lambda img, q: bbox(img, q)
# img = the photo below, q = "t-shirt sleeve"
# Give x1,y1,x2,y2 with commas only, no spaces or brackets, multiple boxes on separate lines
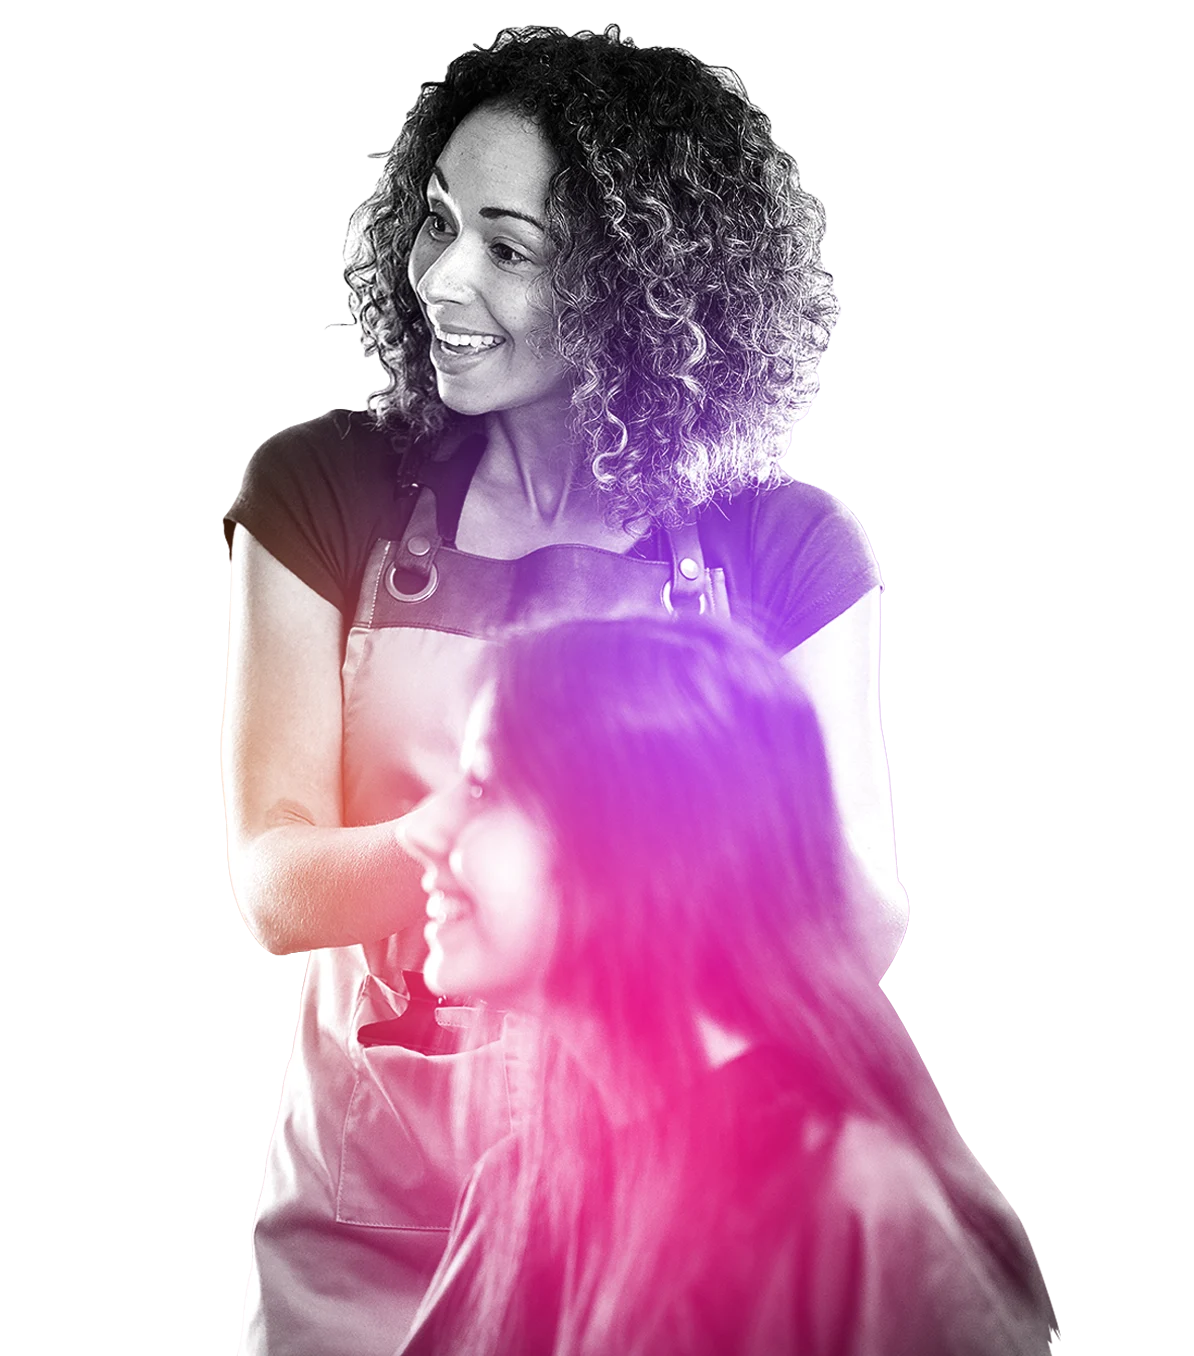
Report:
746,479,882,654
224,410,397,616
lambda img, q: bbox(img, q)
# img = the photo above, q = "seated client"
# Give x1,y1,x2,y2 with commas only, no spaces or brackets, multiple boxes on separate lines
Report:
398,616,1056,1356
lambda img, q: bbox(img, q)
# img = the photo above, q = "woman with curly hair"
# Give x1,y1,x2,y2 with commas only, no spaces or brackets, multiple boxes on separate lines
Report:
224,24,906,1355
399,616,1055,1355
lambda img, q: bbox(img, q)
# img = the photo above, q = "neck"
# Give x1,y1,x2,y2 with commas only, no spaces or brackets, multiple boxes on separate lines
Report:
482,402,584,526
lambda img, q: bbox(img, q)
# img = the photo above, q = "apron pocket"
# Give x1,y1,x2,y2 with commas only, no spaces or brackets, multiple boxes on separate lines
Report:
334,1036,512,1230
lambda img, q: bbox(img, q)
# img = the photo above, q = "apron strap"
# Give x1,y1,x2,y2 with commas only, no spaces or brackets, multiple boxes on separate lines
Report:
408,427,487,544
663,521,713,615
383,485,442,603
393,486,442,577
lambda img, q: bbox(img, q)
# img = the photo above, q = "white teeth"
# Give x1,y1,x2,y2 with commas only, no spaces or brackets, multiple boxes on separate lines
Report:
433,326,501,350
426,890,470,924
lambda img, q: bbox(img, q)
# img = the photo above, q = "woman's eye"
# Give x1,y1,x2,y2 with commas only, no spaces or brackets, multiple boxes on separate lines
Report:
425,210,453,239
490,241,531,267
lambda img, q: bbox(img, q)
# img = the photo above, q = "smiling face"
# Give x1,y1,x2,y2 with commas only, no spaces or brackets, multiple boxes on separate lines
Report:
401,688,559,1007
406,103,572,420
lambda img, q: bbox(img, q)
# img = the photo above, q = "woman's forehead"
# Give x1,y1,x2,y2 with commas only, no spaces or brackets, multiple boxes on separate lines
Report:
434,103,555,218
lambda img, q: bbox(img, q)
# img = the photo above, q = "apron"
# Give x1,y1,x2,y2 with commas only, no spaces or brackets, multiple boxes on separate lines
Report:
241,435,729,1355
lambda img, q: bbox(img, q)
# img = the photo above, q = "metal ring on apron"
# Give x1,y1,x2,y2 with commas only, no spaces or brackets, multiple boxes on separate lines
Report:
660,578,708,616
385,562,439,604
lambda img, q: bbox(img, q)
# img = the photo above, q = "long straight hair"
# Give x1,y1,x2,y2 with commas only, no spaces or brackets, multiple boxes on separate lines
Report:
440,617,1053,1353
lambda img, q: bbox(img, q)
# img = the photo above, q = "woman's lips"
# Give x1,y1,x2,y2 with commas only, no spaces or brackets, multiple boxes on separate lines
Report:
425,890,472,924
425,891,471,951
430,334,505,373
432,323,503,349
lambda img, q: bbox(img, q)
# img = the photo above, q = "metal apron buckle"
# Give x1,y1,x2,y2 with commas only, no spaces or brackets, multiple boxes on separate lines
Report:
385,562,439,603
660,578,709,615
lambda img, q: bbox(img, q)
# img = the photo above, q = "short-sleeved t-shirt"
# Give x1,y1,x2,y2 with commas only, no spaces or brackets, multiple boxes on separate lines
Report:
225,410,881,654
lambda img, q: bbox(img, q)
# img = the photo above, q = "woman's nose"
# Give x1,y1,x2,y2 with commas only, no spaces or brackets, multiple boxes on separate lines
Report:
415,239,478,307
398,785,457,866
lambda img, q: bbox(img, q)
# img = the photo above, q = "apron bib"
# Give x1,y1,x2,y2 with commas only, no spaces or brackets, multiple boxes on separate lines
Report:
243,441,728,1354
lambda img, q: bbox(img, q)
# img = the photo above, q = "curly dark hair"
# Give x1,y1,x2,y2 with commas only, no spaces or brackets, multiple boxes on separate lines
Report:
345,25,838,525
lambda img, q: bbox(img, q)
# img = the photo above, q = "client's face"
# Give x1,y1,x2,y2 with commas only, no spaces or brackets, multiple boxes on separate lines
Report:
402,689,558,1006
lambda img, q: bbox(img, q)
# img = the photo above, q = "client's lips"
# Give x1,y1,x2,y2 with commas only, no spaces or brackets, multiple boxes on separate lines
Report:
425,890,471,924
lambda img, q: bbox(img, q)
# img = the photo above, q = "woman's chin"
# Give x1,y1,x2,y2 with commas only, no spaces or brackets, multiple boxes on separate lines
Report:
434,382,491,417
422,947,454,998
423,934,480,1000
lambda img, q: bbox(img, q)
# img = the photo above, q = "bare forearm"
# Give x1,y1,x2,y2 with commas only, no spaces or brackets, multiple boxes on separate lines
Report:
229,820,425,955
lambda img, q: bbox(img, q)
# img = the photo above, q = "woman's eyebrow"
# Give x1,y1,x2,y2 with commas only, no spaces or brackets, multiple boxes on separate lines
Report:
430,164,546,233
479,206,546,231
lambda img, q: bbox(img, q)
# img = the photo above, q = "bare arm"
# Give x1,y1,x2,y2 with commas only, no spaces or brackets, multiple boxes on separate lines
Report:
222,528,425,954
783,586,908,977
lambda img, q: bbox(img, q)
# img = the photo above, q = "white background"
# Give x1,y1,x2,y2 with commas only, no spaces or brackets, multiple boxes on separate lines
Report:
2,2,1181,1356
